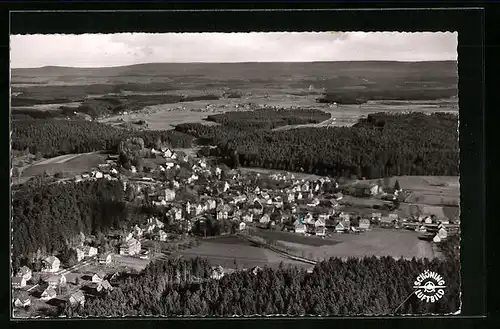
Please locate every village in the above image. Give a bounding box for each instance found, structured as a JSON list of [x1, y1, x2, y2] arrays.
[[12, 144, 460, 316]]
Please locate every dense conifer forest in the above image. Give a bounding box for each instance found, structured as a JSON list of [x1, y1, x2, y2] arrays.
[[64, 255, 460, 317], [11, 120, 194, 158], [11, 180, 129, 269], [176, 112, 459, 178], [205, 108, 331, 129]]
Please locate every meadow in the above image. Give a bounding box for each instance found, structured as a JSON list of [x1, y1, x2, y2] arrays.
[[253, 228, 439, 261], [19, 151, 107, 178], [175, 235, 310, 269]]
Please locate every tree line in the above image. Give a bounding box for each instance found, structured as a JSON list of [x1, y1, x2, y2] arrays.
[[205, 108, 331, 129], [12, 119, 194, 158], [175, 112, 459, 178], [64, 255, 460, 317], [11, 180, 129, 270]]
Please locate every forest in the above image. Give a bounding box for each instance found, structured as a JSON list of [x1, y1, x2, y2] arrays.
[[175, 112, 459, 178], [205, 108, 331, 129], [12, 92, 225, 119], [316, 88, 457, 105], [11, 119, 194, 158], [64, 255, 460, 317], [11, 179, 130, 270]]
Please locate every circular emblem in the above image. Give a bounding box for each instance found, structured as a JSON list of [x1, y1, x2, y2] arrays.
[[413, 270, 446, 303]]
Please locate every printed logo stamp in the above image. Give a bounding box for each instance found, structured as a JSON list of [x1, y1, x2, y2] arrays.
[[413, 270, 446, 303]]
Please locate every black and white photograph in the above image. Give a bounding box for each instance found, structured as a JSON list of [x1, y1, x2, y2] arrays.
[[10, 31, 460, 318]]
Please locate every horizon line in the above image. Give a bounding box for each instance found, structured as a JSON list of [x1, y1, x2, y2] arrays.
[[11, 59, 457, 70]]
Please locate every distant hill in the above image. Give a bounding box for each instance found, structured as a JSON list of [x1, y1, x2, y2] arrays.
[[12, 61, 458, 80]]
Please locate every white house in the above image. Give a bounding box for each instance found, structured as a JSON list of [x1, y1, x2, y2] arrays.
[[42, 256, 60, 273], [69, 291, 85, 307], [195, 204, 204, 216], [433, 234, 442, 243], [130, 166, 137, 173], [12, 277, 27, 289], [260, 214, 271, 224], [239, 222, 247, 231], [16, 266, 32, 281], [304, 213, 314, 225], [297, 192, 303, 200], [424, 216, 433, 224], [164, 149, 173, 158], [173, 208, 183, 220], [437, 227, 448, 240], [158, 230, 168, 242], [261, 192, 270, 200], [40, 287, 57, 301], [335, 221, 348, 233], [14, 293, 31, 308], [75, 248, 85, 262], [92, 271, 106, 283], [287, 192, 295, 202], [243, 213, 254, 222], [294, 223, 306, 234], [314, 217, 326, 228], [315, 226, 326, 236], [210, 266, 225, 280], [359, 218, 371, 230], [98, 253, 113, 265], [164, 189, 176, 201], [47, 274, 66, 288]]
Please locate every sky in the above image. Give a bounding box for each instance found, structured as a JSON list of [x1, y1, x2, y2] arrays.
[[10, 32, 457, 68]]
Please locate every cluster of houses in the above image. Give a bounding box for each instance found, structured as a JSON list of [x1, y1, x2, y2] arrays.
[[12, 260, 115, 310], [73, 156, 121, 183]]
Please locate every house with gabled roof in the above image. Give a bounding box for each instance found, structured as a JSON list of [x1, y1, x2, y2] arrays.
[[315, 216, 326, 228], [239, 222, 247, 231], [42, 256, 60, 273], [47, 274, 66, 288], [16, 266, 32, 281], [97, 280, 113, 293], [210, 266, 225, 280], [259, 214, 271, 224], [83, 246, 98, 258], [253, 199, 264, 215], [41, 287, 57, 301], [294, 222, 306, 234], [359, 218, 371, 230], [92, 271, 107, 283], [13, 292, 31, 308], [315, 226, 326, 236], [335, 221, 349, 233], [242, 213, 254, 223], [437, 227, 448, 240], [98, 252, 113, 265], [119, 237, 141, 256], [69, 290, 85, 307], [75, 247, 85, 262], [380, 216, 395, 228], [12, 276, 27, 289]]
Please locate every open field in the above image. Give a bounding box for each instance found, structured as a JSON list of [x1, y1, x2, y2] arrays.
[[20, 151, 107, 177], [275, 228, 440, 261], [175, 235, 310, 269], [339, 195, 388, 208], [363, 176, 459, 193]]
